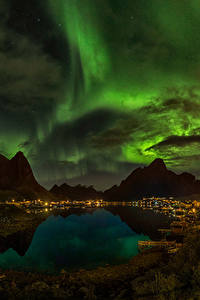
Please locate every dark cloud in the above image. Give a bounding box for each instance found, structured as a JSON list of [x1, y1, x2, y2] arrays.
[[146, 135, 200, 151], [89, 87, 200, 153], [91, 118, 138, 149], [162, 92, 200, 118], [0, 0, 65, 141], [167, 154, 200, 164], [18, 141, 32, 149], [36, 108, 129, 156], [31, 108, 130, 185], [0, 33, 64, 113], [142, 86, 200, 113]]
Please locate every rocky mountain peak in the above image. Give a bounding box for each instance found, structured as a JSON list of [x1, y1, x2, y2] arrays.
[[148, 158, 167, 171]]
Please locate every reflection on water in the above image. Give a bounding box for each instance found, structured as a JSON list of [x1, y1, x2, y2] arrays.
[[0, 209, 150, 273]]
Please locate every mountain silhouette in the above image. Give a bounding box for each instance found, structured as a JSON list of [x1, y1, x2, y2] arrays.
[[0, 152, 52, 200], [50, 183, 103, 201], [0, 153, 200, 202], [104, 158, 200, 200]]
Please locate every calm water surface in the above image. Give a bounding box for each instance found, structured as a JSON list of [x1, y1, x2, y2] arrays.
[[0, 207, 171, 273]]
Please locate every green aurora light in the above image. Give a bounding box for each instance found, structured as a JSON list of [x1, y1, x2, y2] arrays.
[[2, 0, 200, 188], [47, 1, 200, 167]]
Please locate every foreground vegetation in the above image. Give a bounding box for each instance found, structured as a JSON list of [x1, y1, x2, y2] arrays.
[[0, 231, 199, 299]]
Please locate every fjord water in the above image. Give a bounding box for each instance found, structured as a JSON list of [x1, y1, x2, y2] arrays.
[[0, 208, 170, 273]]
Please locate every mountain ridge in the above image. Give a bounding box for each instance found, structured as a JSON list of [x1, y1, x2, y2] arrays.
[[0, 153, 200, 201], [50, 182, 103, 201], [104, 158, 200, 200]]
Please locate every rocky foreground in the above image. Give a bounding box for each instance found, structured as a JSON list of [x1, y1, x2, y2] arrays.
[[0, 206, 199, 299], [0, 231, 199, 300], [0, 249, 165, 300]]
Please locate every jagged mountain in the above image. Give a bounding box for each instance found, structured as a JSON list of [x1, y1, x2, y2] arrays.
[[1, 153, 200, 202], [104, 158, 200, 200], [0, 152, 52, 200], [50, 183, 103, 201]]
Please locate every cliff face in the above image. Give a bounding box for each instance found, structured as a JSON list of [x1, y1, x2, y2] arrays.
[[104, 158, 200, 200], [0, 152, 52, 200]]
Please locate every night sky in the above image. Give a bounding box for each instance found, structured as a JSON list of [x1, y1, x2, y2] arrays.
[[1, 0, 200, 190]]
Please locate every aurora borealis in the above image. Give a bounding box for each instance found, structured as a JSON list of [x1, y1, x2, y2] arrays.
[[1, 0, 200, 189]]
